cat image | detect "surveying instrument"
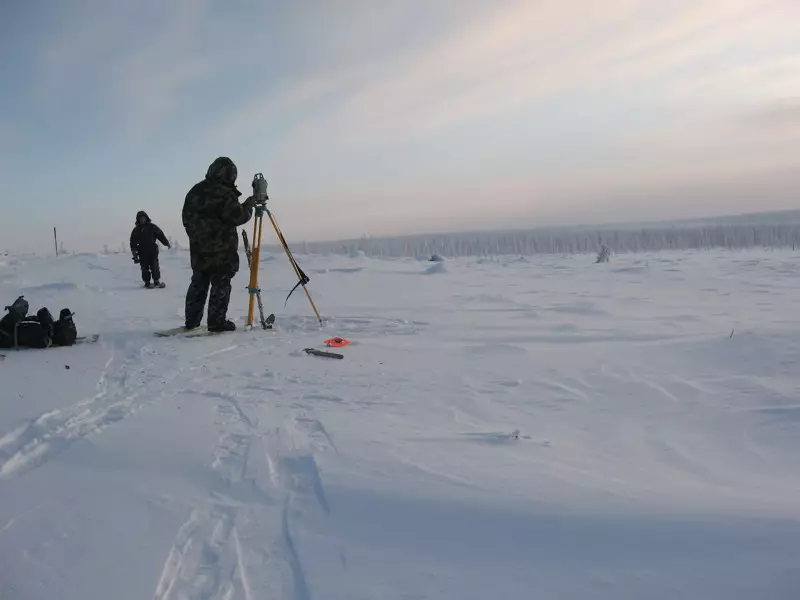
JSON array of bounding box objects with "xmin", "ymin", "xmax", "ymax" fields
[{"xmin": 242, "ymin": 173, "xmax": 323, "ymax": 330}]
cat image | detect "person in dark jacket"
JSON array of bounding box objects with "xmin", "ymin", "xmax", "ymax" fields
[
  {"xmin": 130, "ymin": 210, "xmax": 170, "ymax": 288},
  {"xmin": 182, "ymin": 157, "xmax": 255, "ymax": 331}
]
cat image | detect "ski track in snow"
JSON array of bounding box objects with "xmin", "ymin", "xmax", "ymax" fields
[
  {"xmin": 0, "ymin": 339, "xmax": 185, "ymax": 479},
  {"xmin": 154, "ymin": 363, "xmax": 340, "ymax": 600},
  {"xmin": 0, "ymin": 336, "xmax": 255, "ymax": 481}
]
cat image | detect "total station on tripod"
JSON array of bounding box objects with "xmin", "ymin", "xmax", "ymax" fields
[{"xmin": 252, "ymin": 173, "xmax": 268, "ymax": 206}]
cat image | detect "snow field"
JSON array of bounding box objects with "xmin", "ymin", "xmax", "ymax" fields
[{"xmin": 0, "ymin": 248, "xmax": 799, "ymax": 599}]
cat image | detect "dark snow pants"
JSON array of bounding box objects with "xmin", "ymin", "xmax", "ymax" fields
[
  {"xmin": 184, "ymin": 270, "xmax": 232, "ymax": 328},
  {"xmin": 139, "ymin": 253, "xmax": 161, "ymax": 284}
]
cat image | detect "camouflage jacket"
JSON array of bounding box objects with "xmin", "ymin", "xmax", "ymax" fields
[{"xmin": 182, "ymin": 157, "xmax": 255, "ymax": 275}]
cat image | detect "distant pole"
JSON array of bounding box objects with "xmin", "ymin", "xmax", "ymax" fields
[{"xmin": 54, "ymin": 227, "xmax": 59, "ymax": 257}]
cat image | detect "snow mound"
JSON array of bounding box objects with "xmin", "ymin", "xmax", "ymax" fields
[{"xmin": 422, "ymin": 261, "xmax": 447, "ymax": 275}]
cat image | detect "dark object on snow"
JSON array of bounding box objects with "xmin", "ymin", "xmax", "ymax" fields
[
  {"xmin": 37, "ymin": 307, "xmax": 55, "ymax": 338},
  {"xmin": 182, "ymin": 157, "xmax": 256, "ymax": 329},
  {"xmin": 13, "ymin": 307, "xmax": 55, "ymax": 349},
  {"xmin": 53, "ymin": 309, "xmax": 78, "ymax": 346},
  {"xmin": 16, "ymin": 320, "xmax": 50, "ymax": 348},
  {"xmin": 304, "ymin": 348, "xmax": 344, "ymax": 359},
  {"xmin": 5, "ymin": 296, "xmax": 28, "ymax": 316},
  {"xmin": 0, "ymin": 296, "xmax": 28, "ymax": 348},
  {"xmin": 429, "ymin": 253, "xmax": 444, "ymax": 262},
  {"xmin": 131, "ymin": 211, "xmax": 170, "ymax": 287},
  {"xmin": 0, "ymin": 299, "xmax": 79, "ymax": 349}
]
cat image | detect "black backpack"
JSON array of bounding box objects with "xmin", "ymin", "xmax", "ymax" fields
[
  {"xmin": 15, "ymin": 307, "xmax": 55, "ymax": 349},
  {"xmin": 0, "ymin": 300, "xmax": 78, "ymax": 349},
  {"xmin": 0, "ymin": 296, "xmax": 29, "ymax": 348},
  {"xmin": 53, "ymin": 309, "xmax": 78, "ymax": 346}
]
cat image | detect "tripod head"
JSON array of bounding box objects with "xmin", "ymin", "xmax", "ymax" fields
[{"xmin": 252, "ymin": 173, "xmax": 269, "ymax": 206}]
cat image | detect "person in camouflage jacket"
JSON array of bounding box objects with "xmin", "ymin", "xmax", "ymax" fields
[{"xmin": 182, "ymin": 157, "xmax": 255, "ymax": 331}]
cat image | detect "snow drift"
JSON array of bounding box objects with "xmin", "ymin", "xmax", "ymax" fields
[{"xmin": 0, "ymin": 249, "xmax": 798, "ymax": 599}]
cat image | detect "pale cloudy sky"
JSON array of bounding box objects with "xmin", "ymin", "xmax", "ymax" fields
[{"xmin": 1, "ymin": 0, "xmax": 799, "ymax": 252}]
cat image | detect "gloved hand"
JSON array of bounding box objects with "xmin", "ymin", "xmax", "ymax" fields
[{"xmin": 132, "ymin": 254, "xmax": 139, "ymax": 264}]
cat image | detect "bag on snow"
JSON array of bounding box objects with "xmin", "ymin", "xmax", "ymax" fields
[
  {"xmin": 0, "ymin": 296, "xmax": 29, "ymax": 348},
  {"xmin": 36, "ymin": 307, "xmax": 55, "ymax": 338},
  {"xmin": 0, "ymin": 299, "xmax": 79, "ymax": 349},
  {"xmin": 53, "ymin": 309, "xmax": 78, "ymax": 346},
  {"xmin": 5, "ymin": 296, "xmax": 29, "ymax": 317},
  {"xmin": 15, "ymin": 319, "xmax": 52, "ymax": 348}
]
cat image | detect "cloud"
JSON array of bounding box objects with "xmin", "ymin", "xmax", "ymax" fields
[
  {"xmin": 613, "ymin": 96, "xmax": 800, "ymax": 168},
  {"xmin": 737, "ymin": 98, "xmax": 800, "ymax": 129},
  {"xmin": 111, "ymin": 0, "xmax": 215, "ymax": 136},
  {"xmin": 36, "ymin": 0, "xmax": 219, "ymax": 137},
  {"xmin": 208, "ymin": 71, "xmax": 344, "ymax": 147},
  {"xmin": 257, "ymin": 0, "xmax": 797, "ymax": 147},
  {"xmin": 37, "ymin": 0, "xmax": 137, "ymax": 96},
  {"xmin": 10, "ymin": 0, "xmax": 800, "ymax": 250}
]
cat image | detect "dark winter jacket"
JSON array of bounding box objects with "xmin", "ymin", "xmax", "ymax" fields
[
  {"xmin": 130, "ymin": 211, "xmax": 169, "ymax": 258},
  {"xmin": 182, "ymin": 157, "xmax": 255, "ymax": 275}
]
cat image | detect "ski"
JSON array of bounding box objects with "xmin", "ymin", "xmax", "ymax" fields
[
  {"xmin": 154, "ymin": 316, "xmax": 274, "ymax": 339},
  {"xmin": 153, "ymin": 326, "xmax": 220, "ymax": 338},
  {"xmin": 304, "ymin": 348, "xmax": 344, "ymax": 359}
]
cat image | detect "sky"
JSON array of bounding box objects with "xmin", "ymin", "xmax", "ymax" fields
[{"xmin": 1, "ymin": 0, "xmax": 799, "ymax": 253}]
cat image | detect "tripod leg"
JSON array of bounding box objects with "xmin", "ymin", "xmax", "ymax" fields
[
  {"xmin": 246, "ymin": 213, "xmax": 263, "ymax": 328},
  {"xmin": 242, "ymin": 226, "xmax": 275, "ymax": 329},
  {"xmin": 266, "ymin": 210, "xmax": 323, "ymax": 325},
  {"xmin": 242, "ymin": 230, "xmax": 271, "ymax": 329}
]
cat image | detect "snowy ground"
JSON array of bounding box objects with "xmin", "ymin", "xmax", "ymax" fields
[{"xmin": 1, "ymin": 247, "xmax": 799, "ymax": 599}]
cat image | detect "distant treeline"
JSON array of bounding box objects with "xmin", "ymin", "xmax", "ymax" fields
[{"xmin": 278, "ymin": 219, "xmax": 800, "ymax": 258}]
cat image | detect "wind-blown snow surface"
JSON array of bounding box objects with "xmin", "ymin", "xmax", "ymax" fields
[{"xmin": 1, "ymin": 249, "xmax": 799, "ymax": 599}]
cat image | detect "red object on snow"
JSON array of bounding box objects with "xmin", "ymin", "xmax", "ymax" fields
[{"xmin": 324, "ymin": 337, "xmax": 351, "ymax": 348}]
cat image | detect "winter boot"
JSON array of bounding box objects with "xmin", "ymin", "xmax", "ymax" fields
[{"xmin": 208, "ymin": 319, "xmax": 236, "ymax": 333}]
